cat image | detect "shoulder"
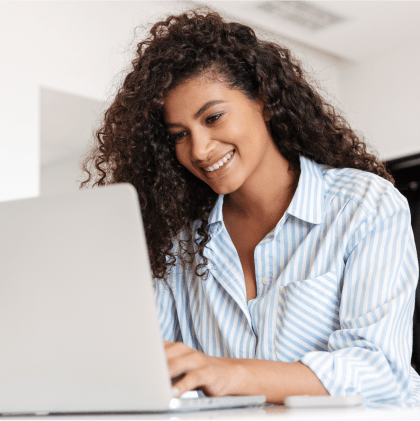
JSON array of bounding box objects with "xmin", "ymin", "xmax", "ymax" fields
[{"xmin": 319, "ymin": 165, "xmax": 408, "ymax": 217}]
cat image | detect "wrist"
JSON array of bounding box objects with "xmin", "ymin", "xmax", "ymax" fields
[
  {"xmin": 225, "ymin": 357, "xmax": 258, "ymax": 396},
  {"xmin": 223, "ymin": 358, "xmax": 328, "ymax": 403}
]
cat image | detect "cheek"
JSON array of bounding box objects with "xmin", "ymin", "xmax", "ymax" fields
[
  {"xmin": 175, "ymin": 144, "xmax": 203, "ymax": 178},
  {"xmin": 175, "ymin": 144, "xmax": 190, "ymax": 167},
  {"xmin": 224, "ymin": 118, "xmax": 246, "ymax": 140},
  {"xmin": 226, "ymin": 113, "xmax": 265, "ymax": 149}
]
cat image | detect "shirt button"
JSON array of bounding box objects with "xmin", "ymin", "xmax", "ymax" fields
[{"xmin": 262, "ymin": 277, "xmax": 270, "ymax": 285}]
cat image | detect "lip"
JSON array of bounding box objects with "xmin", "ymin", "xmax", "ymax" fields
[
  {"xmin": 198, "ymin": 150, "xmax": 235, "ymax": 172},
  {"xmin": 201, "ymin": 149, "xmax": 236, "ymax": 178}
]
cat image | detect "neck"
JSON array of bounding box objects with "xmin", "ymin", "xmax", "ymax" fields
[{"xmin": 224, "ymin": 144, "xmax": 299, "ymax": 224}]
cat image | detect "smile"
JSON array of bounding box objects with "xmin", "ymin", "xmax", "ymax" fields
[{"xmin": 203, "ymin": 150, "xmax": 235, "ymax": 172}]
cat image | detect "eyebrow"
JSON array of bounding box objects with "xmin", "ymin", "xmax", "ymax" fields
[{"xmin": 166, "ymin": 100, "xmax": 227, "ymax": 128}]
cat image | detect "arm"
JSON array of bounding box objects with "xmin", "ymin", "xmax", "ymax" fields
[
  {"xmin": 300, "ymin": 189, "xmax": 418, "ymax": 402},
  {"xmin": 166, "ymin": 340, "xmax": 327, "ymax": 402}
]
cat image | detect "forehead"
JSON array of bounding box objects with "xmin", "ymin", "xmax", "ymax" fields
[
  {"xmin": 163, "ymin": 75, "xmax": 240, "ymax": 121},
  {"xmin": 165, "ymin": 76, "xmax": 225, "ymax": 105}
]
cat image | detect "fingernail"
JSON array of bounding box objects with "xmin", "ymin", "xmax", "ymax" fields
[{"xmin": 172, "ymin": 387, "xmax": 180, "ymax": 398}]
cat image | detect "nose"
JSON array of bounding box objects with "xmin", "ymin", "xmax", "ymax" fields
[{"xmin": 189, "ymin": 128, "xmax": 216, "ymax": 162}]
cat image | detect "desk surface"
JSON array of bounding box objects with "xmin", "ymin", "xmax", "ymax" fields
[{"xmin": 4, "ymin": 404, "xmax": 420, "ymax": 420}]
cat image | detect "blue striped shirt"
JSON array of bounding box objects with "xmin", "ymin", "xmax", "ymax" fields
[{"xmin": 154, "ymin": 155, "xmax": 420, "ymax": 406}]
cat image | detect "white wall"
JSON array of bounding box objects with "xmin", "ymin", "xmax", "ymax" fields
[
  {"xmin": 39, "ymin": 87, "xmax": 103, "ymax": 196},
  {"xmin": 0, "ymin": 74, "xmax": 40, "ymax": 203},
  {"xmin": 0, "ymin": 1, "xmax": 191, "ymax": 102},
  {"xmin": 339, "ymin": 37, "xmax": 420, "ymax": 161},
  {"xmin": 41, "ymin": 154, "xmax": 84, "ymax": 197},
  {"xmin": 283, "ymin": 40, "xmax": 343, "ymax": 109},
  {"xmin": 4, "ymin": 1, "xmax": 419, "ymax": 200},
  {"xmin": 40, "ymin": 87, "xmax": 103, "ymax": 164}
]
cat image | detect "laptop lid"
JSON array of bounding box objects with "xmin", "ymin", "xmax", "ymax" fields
[{"xmin": 0, "ymin": 184, "xmax": 173, "ymax": 413}]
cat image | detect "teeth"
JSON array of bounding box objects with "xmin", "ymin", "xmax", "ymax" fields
[{"xmin": 204, "ymin": 151, "xmax": 234, "ymax": 172}]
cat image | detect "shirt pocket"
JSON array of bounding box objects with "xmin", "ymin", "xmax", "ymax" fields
[{"xmin": 274, "ymin": 272, "xmax": 341, "ymax": 362}]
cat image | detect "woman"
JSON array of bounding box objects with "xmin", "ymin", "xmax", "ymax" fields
[{"xmin": 81, "ymin": 10, "xmax": 420, "ymax": 405}]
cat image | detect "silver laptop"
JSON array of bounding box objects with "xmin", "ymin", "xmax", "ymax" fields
[{"xmin": 0, "ymin": 183, "xmax": 265, "ymax": 414}]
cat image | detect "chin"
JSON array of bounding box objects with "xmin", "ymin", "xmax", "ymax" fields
[{"xmin": 208, "ymin": 181, "xmax": 240, "ymax": 196}]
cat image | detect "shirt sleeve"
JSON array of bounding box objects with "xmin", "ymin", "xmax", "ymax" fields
[
  {"xmin": 153, "ymin": 278, "xmax": 182, "ymax": 343},
  {"xmin": 300, "ymin": 188, "xmax": 419, "ymax": 404}
]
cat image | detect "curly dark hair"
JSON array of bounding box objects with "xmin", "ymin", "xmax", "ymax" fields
[{"xmin": 80, "ymin": 8, "xmax": 394, "ymax": 282}]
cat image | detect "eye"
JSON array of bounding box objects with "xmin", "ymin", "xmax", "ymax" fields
[
  {"xmin": 206, "ymin": 113, "xmax": 223, "ymax": 124},
  {"xmin": 170, "ymin": 131, "xmax": 188, "ymax": 142}
]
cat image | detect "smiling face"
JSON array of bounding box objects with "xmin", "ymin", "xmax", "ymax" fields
[{"xmin": 163, "ymin": 74, "xmax": 277, "ymax": 195}]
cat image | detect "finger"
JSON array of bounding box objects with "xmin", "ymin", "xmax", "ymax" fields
[
  {"xmin": 163, "ymin": 340, "xmax": 173, "ymax": 348},
  {"xmin": 167, "ymin": 350, "xmax": 204, "ymax": 380},
  {"xmin": 164, "ymin": 341, "xmax": 189, "ymax": 357},
  {"xmin": 170, "ymin": 373, "xmax": 185, "ymax": 386},
  {"xmin": 172, "ymin": 368, "xmax": 208, "ymax": 398},
  {"xmin": 165, "ymin": 341, "xmax": 194, "ymax": 359}
]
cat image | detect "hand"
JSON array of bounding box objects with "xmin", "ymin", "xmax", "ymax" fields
[
  {"xmin": 163, "ymin": 341, "xmax": 328, "ymax": 403},
  {"xmin": 164, "ymin": 341, "xmax": 243, "ymax": 398}
]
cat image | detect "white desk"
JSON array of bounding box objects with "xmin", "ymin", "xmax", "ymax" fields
[{"xmin": 4, "ymin": 404, "xmax": 420, "ymax": 420}]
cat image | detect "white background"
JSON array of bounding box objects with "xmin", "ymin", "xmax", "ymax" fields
[{"xmin": 1, "ymin": 1, "xmax": 419, "ymax": 201}]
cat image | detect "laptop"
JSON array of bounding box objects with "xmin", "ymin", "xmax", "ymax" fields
[{"xmin": 0, "ymin": 183, "xmax": 265, "ymax": 415}]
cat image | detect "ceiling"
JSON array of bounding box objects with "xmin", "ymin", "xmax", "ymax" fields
[{"xmin": 203, "ymin": 1, "xmax": 420, "ymax": 62}]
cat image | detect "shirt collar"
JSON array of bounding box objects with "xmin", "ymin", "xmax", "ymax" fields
[
  {"xmin": 287, "ymin": 155, "xmax": 325, "ymax": 224},
  {"xmin": 206, "ymin": 155, "xmax": 325, "ymax": 232},
  {"xmin": 207, "ymin": 194, "xmax": 225, "ymax": 235}
]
